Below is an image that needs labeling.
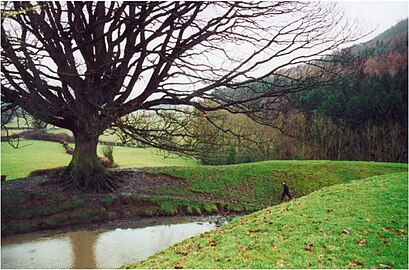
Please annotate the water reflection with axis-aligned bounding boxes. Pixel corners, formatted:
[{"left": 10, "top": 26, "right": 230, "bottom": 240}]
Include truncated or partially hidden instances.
[
  {"left": 1, "top": 235, "right": 73, "bottom": 269},
  {"left": 70, "top": 231, "right": 98, "bottom": 269},
  {"left": 2, "top": 217, "right": 222, "bottom": 269},
  {"left": 94, "top": 222, "right": 215, "bottom": 268}
]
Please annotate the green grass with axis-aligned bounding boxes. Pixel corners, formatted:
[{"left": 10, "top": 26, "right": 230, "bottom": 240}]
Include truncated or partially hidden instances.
[
  {"left": 124, "top": 172, "right": 408, "bottom": 269},
  {"left": 112, "top": 146, "right": 199, "bottom": 168},
  {"left": 1, "top": 140, "right": 71, "bottom": 179},
  {"left": 1, "top": 140, "right": 199, "bottom": 180},
  {"left": 146, "top": 160, "right": 407, "bottom": 206}
]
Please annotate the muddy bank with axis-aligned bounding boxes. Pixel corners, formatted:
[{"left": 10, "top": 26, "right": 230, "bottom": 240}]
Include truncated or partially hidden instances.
[{"left": 1, "top": 169, "right": 262, "bottom": 236}]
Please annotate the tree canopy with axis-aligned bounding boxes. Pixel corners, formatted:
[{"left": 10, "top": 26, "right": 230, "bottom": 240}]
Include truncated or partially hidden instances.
[{"left": 1, "top": 1, "right": 362, "bottom": 191}]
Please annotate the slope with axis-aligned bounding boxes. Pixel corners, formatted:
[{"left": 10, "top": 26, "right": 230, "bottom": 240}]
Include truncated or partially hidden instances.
[
  {"left": 146, "top": 160, "right": 407, "bottom": 206},
  {"left": 125, "top": 171, "right": 408, "bottom": 269}
]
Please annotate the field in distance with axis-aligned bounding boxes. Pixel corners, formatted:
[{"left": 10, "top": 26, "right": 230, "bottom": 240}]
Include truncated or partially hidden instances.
[{"left": 1, "top": 140, "right": 200, "bottom": 180}]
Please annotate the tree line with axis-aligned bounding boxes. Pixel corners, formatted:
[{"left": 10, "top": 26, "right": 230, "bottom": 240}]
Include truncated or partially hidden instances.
[{"left": 190, "top": 66, "right": 407, "bottom": 164}]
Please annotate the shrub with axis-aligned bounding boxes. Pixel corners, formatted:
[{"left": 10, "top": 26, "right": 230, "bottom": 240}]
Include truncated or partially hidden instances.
[
  {"left": 101, "top": 145, "right": 116, "bottom": 167},
  {"left": 102, "top": 195, "right": 117, "bottom": 207},
  {"left": 19, "top": 130, "right": 74, "bottom": 143},
  {"left": 98, "top": 156, "right": 112, "bottom": 168}
]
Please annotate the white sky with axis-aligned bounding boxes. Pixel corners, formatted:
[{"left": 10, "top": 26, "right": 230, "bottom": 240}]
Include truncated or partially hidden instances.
[
  {"left": 337, "top": 1, "right": 408, "bottom": 43},
  {"left": 3, "top": 1, "right": 407, "bottom": 103}
]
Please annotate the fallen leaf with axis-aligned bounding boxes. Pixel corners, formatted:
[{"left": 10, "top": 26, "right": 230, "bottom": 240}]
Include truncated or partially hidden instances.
[
  {"left": 242, "top": 245, "right": 249, "bottom": 252},
  {"left": 322, "top": 244, "right": 327, "bottom": 249},
  {"left": 379, "top": 234, "right": 386, "bottom": 239},
  {"left": 382, "top": 226, "right": 394, "bottom": 232},
  {"left": 371, "top": 264, "right": 392, "bottom": 269},
  {"left": 176, "top": 251, "right": 188, "bottom": 257},
  {"left": 341, "top": 229, "right": 350, "bottom": 235},
  {"left": 357, "top": 239, "right": 366, "bottom": 246},
  {"left": 209, "top": 241, "right": 217, "bottom": 247},
  {"left": 382, "top": 227, "right": 406, "bottom": 236},
  {"left": 174, "top": 263, "right": 183, "bottom": 269},
  {"left": 375, "top": 249, "right": 381, "bottom": 253},
  {"left": 305, "top": 243, "right": 314, "bottom": 252},
  {"left": 325, "top": 218, "right": 331, "bottom": 222},
  {"left": 271, "top": 243, "right": 276, "bottom": 248},
  {"left": 382, "top": 241, "right": 390, "bottom": 247},
  {"left": 350, "top": 261, "right": 364, "bottom": 267},
  {"left": 275, "top": 259, "right": 285, "bottom": 267}
]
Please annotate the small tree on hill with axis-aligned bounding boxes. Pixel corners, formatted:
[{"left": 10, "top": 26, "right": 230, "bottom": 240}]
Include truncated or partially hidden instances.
[{"left": 1, "top": 2, "right": 362, "bottom": 192}]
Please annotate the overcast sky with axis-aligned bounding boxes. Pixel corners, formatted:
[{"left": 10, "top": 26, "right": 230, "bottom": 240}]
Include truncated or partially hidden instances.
[{"left": 338, "top": 1, "right": 408, "bottom": 43}]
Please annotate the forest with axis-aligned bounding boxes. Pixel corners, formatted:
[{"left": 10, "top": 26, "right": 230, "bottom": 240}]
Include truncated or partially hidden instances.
[{"left": 190, "top": 19, "right": 408, "bottom": 165}]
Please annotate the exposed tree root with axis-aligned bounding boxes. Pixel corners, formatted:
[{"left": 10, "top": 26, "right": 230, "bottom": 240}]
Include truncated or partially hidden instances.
[{"left": 61, "top": 170, "right": 124, "bottom": 193}]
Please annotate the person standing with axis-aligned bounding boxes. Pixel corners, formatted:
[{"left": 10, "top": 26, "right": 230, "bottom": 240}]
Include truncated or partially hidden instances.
[{"left": 281, "top": 181, "right": 292, "bottom": 201}]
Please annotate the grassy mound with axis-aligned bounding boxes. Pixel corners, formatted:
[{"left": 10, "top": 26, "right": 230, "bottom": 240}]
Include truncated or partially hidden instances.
[
  {"left": 147, "top": 160, "right": 407, "bottom": 206},
  {"left": 124, "top": 172, "right": 408, "bottom": 269}
]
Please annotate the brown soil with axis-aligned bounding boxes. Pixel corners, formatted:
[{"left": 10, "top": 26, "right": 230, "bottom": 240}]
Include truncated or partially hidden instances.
[
  {"left": 2, "top": 169, "right": 184, "bottom": 195},
  {"left": 2, "top": 168, "right": 242, "bottom": 204},
  {"left": 1, "top": 169, "right": 255, "bottom": 236}
]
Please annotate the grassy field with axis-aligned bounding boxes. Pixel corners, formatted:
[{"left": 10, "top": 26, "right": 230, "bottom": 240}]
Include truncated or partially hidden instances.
[
  {"left": 1, "top": 140, "right": 71, "bottom": 179},
  {"left": 1, "top": 140, "right": 199, "bottom": 180},
  {"left": 124, "top": 171, "right": 408, "bottom": 269},
  {"left": 146, "top": 161, "right": 407, "bottom": 206}
]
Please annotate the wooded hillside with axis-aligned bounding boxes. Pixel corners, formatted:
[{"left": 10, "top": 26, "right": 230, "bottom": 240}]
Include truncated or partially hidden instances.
[{"left": 190, "top": 19, "right": 408, "bottom": 164}]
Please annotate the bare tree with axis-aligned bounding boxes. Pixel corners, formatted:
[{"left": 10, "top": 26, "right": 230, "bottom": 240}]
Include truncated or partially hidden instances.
[{"left": 1, "top": 1, "right": 362, "bottom": 192}]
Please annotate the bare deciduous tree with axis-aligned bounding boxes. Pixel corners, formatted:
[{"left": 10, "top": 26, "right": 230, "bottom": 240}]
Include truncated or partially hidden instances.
[{"left": 1, "top": 1, "right": 362, "bottom": 191}]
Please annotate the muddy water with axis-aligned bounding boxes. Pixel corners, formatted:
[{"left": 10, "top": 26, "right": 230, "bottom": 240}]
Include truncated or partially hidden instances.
[{"left": 1, "top": 216, "right": 228, "bottom": 269}]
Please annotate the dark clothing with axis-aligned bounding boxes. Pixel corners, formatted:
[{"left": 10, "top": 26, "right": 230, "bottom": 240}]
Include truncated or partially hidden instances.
[
  {"left": 281, "top": 183, "right": 292, "bottom": 201},
  {"left": 283, "top": 183, "right": 289, "bottom": 193}
]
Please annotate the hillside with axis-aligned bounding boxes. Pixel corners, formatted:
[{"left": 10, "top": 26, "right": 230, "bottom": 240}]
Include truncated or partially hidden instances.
[
  {"left": 352, "top": 19, "right": 408, "bottom": 54},
  {"left": 354, "top": 19, "right": 408, "bottom": 75},
  {"left": 124, "top": 171, "right": 408, "bottom": 269},
  {"left": 146, "top": 161, "right": 407, "bottom": 206}
]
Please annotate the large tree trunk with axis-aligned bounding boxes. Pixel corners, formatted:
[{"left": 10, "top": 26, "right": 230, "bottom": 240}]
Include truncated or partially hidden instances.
[{"left": 63, "top": 130, "right": 118, "bottom": 192}]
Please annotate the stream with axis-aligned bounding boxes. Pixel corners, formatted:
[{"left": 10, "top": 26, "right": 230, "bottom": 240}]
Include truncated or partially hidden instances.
[{"left": 1, "top": 215, "right": 229, "bottom": 269}]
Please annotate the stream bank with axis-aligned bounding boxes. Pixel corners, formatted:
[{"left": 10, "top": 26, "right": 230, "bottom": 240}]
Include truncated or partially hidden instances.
[{"left": 1, "top": 169, "right": 262, "bottom": 236}]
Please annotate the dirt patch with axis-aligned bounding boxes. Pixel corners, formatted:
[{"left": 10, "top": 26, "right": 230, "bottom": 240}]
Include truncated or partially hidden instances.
[
  {"left": 2, "top": 169, "right": 187, "bottom": 195},
  {"left": 116, "top": 171, "right": 189, "bottom": 194}
]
